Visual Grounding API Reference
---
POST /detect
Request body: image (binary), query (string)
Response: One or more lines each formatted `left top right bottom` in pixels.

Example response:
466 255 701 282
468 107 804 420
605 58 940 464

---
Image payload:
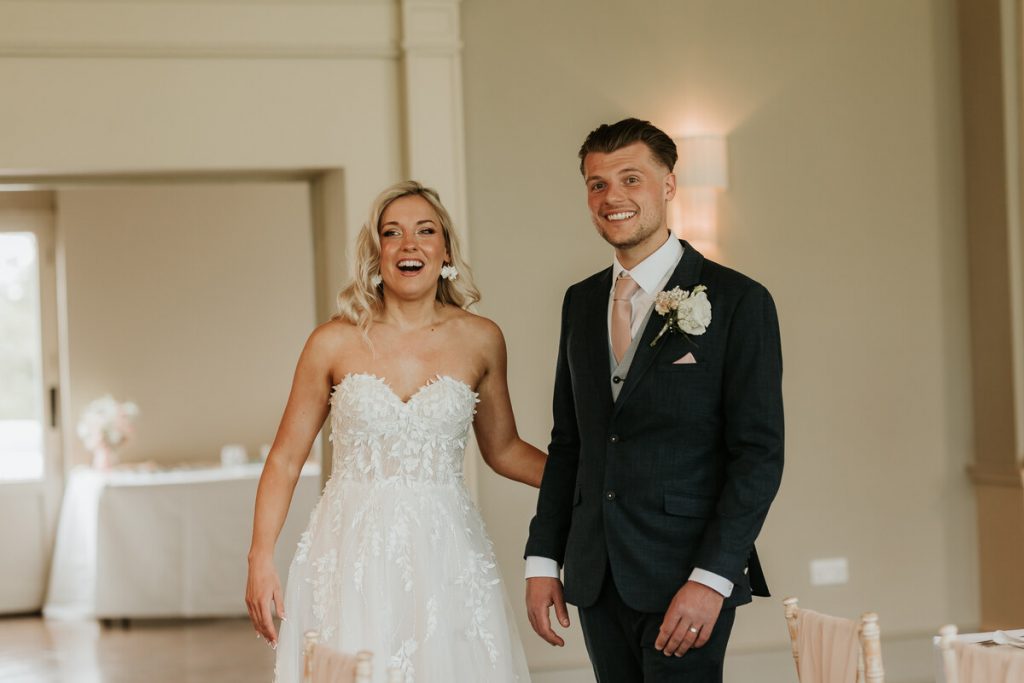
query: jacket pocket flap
664 493 715 518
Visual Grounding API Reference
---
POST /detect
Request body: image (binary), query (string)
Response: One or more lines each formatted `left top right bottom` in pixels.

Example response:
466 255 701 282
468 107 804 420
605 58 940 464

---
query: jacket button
612 376 623 384
609 434 619 443
605 491 616 501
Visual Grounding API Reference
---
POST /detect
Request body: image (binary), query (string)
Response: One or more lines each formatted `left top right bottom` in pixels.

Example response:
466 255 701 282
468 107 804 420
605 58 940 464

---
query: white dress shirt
526 234 734 598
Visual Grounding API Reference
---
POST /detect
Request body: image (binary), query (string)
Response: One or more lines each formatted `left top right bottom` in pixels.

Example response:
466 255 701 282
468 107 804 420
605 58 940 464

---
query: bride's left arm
472 319 547 488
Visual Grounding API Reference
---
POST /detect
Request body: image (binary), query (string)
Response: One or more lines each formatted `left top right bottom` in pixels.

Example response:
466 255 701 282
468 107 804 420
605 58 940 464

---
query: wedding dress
274 373 531 683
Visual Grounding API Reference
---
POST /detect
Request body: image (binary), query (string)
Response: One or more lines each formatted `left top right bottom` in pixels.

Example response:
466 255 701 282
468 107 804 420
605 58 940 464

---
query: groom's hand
655 580 724 657
526 577 570 647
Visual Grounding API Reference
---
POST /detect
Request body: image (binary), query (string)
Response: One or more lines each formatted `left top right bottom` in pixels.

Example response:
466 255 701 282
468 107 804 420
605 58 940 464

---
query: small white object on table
44 461 320 620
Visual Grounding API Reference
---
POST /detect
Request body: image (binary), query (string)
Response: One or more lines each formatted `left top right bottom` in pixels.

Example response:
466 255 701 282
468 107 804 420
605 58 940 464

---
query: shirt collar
612 234 683 295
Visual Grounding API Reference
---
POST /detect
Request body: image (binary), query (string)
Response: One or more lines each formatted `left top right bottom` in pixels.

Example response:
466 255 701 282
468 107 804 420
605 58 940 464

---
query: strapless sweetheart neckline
334 372 477 405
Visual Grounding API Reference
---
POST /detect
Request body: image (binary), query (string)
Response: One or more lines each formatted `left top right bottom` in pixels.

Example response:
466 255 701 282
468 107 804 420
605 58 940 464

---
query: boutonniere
650 285 712 347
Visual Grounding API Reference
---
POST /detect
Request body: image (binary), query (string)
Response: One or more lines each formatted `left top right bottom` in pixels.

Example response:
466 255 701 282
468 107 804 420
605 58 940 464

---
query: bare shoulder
446 308 505 351
305 317 360 357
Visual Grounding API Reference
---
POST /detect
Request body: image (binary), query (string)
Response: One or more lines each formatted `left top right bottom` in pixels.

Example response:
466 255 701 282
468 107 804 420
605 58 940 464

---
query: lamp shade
675 135 728 188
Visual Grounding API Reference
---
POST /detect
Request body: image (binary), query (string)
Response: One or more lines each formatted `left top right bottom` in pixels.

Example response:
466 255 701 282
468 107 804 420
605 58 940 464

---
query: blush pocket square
673 352 697 365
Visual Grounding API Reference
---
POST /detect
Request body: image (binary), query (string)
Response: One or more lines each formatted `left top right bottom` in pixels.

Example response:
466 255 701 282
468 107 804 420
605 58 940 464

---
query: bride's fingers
259 598 278 645
246 595 264 636
274 587 287 622
245 599 257 631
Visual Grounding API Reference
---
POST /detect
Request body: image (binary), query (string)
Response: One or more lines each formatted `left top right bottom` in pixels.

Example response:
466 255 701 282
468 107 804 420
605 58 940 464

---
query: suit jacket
525 240 784 613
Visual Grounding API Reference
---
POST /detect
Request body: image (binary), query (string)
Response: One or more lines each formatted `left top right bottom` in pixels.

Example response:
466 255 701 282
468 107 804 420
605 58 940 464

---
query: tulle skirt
273 478 531 683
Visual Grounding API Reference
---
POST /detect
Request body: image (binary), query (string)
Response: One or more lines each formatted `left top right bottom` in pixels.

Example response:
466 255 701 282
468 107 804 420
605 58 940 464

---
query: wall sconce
670 135 727 256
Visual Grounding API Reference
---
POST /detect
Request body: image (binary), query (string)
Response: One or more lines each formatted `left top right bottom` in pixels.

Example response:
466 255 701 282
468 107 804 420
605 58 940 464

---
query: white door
0 199 60 613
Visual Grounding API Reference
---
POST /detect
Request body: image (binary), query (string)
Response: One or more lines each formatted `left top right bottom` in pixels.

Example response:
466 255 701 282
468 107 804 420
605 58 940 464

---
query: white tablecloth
43 462 320 619
934 628 1024 683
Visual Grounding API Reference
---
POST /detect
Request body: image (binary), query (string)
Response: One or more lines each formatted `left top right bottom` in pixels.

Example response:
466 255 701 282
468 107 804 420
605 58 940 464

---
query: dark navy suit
526 241 784 681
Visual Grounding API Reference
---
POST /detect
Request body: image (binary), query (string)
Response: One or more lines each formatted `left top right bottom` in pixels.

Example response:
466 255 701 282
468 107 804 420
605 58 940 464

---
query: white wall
462 0 976 673
58 182 315 465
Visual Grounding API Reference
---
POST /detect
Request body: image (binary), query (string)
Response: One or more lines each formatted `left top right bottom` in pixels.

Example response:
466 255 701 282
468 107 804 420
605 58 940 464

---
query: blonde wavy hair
335 180 480 331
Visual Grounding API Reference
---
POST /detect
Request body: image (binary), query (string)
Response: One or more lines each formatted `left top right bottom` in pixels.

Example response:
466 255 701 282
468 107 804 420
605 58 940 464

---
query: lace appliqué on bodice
328 373 478 486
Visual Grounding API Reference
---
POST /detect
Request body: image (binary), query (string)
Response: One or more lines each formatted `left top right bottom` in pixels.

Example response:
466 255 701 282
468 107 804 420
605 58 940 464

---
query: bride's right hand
246 553 286 648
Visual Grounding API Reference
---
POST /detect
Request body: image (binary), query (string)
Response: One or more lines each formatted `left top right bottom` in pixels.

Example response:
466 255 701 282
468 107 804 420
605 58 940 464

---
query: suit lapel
581 268 614 409
613 241 705 413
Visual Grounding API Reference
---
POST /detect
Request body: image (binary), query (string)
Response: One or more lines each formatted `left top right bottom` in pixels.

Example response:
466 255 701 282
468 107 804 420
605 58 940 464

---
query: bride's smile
378 194 449 292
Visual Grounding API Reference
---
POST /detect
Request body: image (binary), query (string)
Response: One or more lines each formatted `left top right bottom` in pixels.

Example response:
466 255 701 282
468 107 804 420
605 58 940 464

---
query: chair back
302 631 372 683
859 613 883 683
783 597 885 683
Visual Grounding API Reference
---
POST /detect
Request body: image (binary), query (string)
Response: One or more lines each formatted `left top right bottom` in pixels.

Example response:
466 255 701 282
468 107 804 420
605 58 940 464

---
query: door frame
0 194 61 612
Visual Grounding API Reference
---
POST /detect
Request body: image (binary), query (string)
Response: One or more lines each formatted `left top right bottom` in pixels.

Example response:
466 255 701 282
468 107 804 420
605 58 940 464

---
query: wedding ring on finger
688 625 699 634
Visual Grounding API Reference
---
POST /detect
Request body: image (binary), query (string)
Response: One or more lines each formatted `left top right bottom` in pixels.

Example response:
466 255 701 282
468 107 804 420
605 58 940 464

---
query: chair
302 631 404 683
302 630 371 683
783 596 885 683
937 624 1024 683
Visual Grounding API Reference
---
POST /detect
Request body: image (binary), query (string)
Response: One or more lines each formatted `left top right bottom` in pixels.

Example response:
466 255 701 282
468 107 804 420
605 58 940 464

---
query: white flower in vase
76 395 140 469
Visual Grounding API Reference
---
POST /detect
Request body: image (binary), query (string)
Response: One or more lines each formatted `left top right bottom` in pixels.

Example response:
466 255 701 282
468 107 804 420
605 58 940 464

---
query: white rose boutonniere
650 285 712 347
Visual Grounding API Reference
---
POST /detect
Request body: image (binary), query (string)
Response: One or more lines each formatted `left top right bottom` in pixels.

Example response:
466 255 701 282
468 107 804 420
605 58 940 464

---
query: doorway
0 193 60 613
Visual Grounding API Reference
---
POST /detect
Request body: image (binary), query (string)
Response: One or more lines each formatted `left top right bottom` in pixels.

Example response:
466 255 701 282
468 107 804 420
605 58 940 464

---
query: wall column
958 0 1024 629
399 0 478 496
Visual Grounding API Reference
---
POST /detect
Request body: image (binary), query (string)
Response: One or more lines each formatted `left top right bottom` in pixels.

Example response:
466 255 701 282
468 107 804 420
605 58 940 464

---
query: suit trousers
578 567 736 683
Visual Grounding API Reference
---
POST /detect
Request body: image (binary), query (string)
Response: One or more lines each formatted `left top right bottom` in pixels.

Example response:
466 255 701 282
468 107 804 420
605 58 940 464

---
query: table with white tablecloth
934 628 1024 683
43 462 321 620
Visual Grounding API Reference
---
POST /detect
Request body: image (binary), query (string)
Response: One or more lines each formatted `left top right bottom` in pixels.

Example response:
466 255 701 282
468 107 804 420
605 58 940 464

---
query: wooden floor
0 615 276 682
0 613 937 683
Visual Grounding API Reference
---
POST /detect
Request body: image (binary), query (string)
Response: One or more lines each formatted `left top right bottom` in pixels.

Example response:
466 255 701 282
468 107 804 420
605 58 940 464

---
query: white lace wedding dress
273 373 531 683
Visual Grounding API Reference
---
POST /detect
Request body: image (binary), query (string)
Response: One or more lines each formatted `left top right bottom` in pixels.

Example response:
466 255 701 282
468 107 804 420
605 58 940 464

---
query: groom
525 118 784 682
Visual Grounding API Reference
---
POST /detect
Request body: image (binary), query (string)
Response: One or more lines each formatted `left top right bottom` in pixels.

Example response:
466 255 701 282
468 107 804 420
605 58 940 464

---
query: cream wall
462 0 976 672
0 0 408 292
0 55 402 219
58 182 315 465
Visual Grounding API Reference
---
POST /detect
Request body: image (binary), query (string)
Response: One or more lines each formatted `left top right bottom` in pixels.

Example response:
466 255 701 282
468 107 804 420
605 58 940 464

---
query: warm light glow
677 136 728 188
669 135 727 255
669 189 719 259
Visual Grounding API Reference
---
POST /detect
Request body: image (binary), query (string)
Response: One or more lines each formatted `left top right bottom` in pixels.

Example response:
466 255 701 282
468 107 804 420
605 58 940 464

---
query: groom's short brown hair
578 118 678 175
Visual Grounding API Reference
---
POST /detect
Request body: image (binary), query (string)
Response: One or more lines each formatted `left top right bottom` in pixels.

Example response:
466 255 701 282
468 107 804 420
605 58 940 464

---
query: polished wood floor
0 615 276 682
0 612 936 682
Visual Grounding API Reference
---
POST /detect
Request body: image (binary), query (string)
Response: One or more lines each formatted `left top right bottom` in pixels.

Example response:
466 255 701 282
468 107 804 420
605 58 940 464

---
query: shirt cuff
689 568 734 597
525 556 561 579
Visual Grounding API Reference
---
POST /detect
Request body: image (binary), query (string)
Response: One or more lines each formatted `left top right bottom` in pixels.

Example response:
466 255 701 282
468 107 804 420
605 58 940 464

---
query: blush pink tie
612 273 640 364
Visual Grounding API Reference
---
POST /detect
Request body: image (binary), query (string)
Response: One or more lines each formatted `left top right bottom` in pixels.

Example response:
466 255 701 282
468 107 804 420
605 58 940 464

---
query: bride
245 180 543 682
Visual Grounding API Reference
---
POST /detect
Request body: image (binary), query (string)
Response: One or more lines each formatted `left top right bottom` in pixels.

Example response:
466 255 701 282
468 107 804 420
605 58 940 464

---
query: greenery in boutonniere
650 285 712 347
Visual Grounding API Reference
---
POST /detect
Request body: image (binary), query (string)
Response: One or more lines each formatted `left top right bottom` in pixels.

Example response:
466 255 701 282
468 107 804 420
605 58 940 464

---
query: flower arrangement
650 285 712 347
76 395 139 469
